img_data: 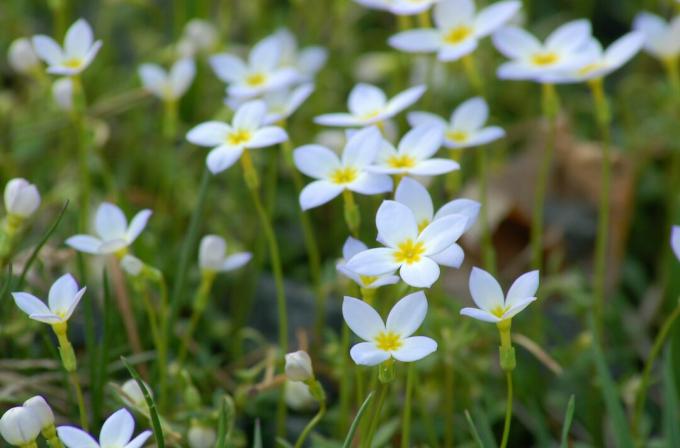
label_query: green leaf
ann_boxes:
[470,406,497,448]
[560,395,576,448]
[663,348,680,446]
[275,437,294,448]
[216,395,233,448]
[253,420,262,448]
[370,417,399,447]
[464,409,485,448]
[122,357,165,448]
[342,391,374,448]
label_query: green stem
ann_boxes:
[445,150,463,196]
[153,272,170,410]
[400,364,415,448]
[343,190,361,238]
[294,401,327,448]
[663,57,680,97]
[69,371,89,432]
[337,323,352,437]
[162,99,178,140]
[478,148,496,274]
[177,272,215,365]
[71,76,90,233]
[362,381,389,448]
[500,371,513,448]
[462,54,484,95]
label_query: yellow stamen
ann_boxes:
[374,331,403,351]
[531,52,559,66]
[393,239,426,264]
[491,305,509,318]
[417,219,430,233]
[330,167,359,185]
[227,130,252,145]
[387,154,416,169]
[446,130,469,143]
[245,72,266,87]
[577,62,603,76]
[444,25,473,44]
[360,275,378,286]
[64,58,83,68]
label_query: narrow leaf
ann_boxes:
[464,409,485,448]
[559,395,575,448]
[122,356,165,448]
[342,391,374,448]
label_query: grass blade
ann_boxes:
[663,348,680,446]
[122,356,165,448]
[216,395,234,448]
[275,437,294,448]
[253,419,262,448]
[464,409,485,448]
[342,391,374,448]
[559,395,576,448]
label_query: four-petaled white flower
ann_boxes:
[493,19,593,82]
[186,100,288,174]
[394,177,479,268]
[32,19,102,76]
[354,0,438,15]
[672,225,680,262]
[389,0,520,62]
[66,202,152,256]
[274,29,328,81]
[12,274,86,325]
[138,58,196,101]
[315,83,426,127]
[343,291,437,365]
[57,408,152,448]
[461,267,539,323]
[346,200,468,287]
[228,83,315,125]
[408,97,505,149]
[633,12,680,62]
[337,237,400,289]
[209,35,298,99]
[294,126,393,210]
[4,178,41,218]
[199,235,252,273]
[368,124,458,177]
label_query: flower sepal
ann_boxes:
[378,359,396,383]
[499,345,516,372]
[305,378,327,403]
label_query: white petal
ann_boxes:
[394,177,433,224]
[502,296,537,320]
[348,173,393,195]
[386,291,427,337]
[265,68,299,91]
[314,113,363,127]
[124,431,152,448]
[419,214,467,255]
[206,145,243,174]
[451,97,488,132]
[233,100,266,131]
[407,111,447,129]
[492,27,541,59]
[209,53,247,83]
[342,236,367,260]
[299,180,343,210]
[138,64,167,98]
[434,198,480,231]
[186,121,230,147]
[95,202,127,240]
[469,266,504,312]
[294,145,341,179]
[64,288,86,321]
[221,252,252,271]
[434,0,474,29]
[126,209,152,243]
[371,274,401,288]
[409,159,459,176]
[474,1,521,37]
[496,61,538,81]
[391,336,437,362]
[429,243,465,268]
[298,47,328,76]
[66,235,104,254]
[12,292,50,316]
[466,127,505,147]
[32,35,63,66]
[389,29,442,53]
[79,40,102,70]
[169,58,196,98]
[249,126,288,148]
[342,126,382,168]
[604,32,644,70]
[249,35,282,71]
[376,200,418,247]
[57,426,99,448]
[437,39,478,62]
[100,409,134,446]
[345,248,401,276]
[399,124,444,160]
[64,19,94,58]
[385,84,426,117]
[348,83,387,117]
[460,307,500,323]
[672,226,680,262]
[350,342,390,366]
[546,19,592,53]
[342,296,385,340]
[48,273,78,315]
[633,12,667,41]
[399,258,440,288]
[99,239,128,255]
[29,314,63,324]
[505,270,539,308]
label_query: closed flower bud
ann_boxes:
[52,77,74,111]
[285,350,314,381]
[187,422,216,448]
[120,254,144,277]
[199,235,226,271]
[22,396,54,430]
[184,20,218,52]
[8,38,40,74]
[4,178,40,218]
[284,380,316,411]
[0,407,41,446]
[121,379,152,408]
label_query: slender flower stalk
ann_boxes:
[177,272,214,364]
[400,363,415,448]
[477,148,496,273]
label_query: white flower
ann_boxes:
[460,267,539,322]
[389,0,520,62]
[394,177,479,268]
[633,12,680,61]
[315,83,426,127]
[182,19,218,54]
[120,254,144,277]
[493,19,593,82]
[274,28,328,81]
[58,408,152,448]
[139,58,196,101]
[388,0,440,15]
[52,77,74,111]
[672,225,680,262]
[408,97,505,149]
[66,202,152,256]
[23,396,55,430]
[198,235,252,272]
[346,200,468,287]
[8,38,41,74]
[188,424,216,448]
[367,124,458,177]
[121,379,152,408]
[186,100,288,174]
[284,380,316,411]
[544,32,644,83]
[4,178,40,218]
[0,406,41,446]
[343,291,437,365]
[337,237,400,289]
[285,350,314,381]
[294,126,393,210]
[32,18,102,76]
[228,83,315,125]
[12,273,86,325]
[209,35,298,99]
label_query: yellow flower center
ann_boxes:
[227,130,252,145]
[387,154,416,169]
[417,219,430,233]
[446,130,469,143]
[531,52,559,66]
[491,305,509,318]
[374,331,403,351]
[444,25,473,44]
[360,275,378,286]
[64,58,83,68]
[330,167,359,185]
[393,239,426,264]
[361,110,380,120]
[245,72,267,87]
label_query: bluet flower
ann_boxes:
[32,19,102,76]
[139,58,196,101]
[4,178,40,218]
[275,28,328,81]
[57,408,151,448]
[337,236,400,289]
[0,407,41,447]
[633,12,680,61]
[198,235,252,273]
[12,273,86,325]
[285,350,314,381]
[228,83,315,125]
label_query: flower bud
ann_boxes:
[52,77,74,112]
[285,350,314,381]
[199,235,226,271]
[8,38,40,74]
[4,178,40,218]
[187,422,216,448]
[22,396,54,430]
[184,19,218,52]
[0,406,41,446]
[121,254,144,277]
[121,379,152,408]
[284,380,316,411]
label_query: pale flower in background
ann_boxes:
[198,235,252,273]
[274,28,328,81]
[672,225,680,262]
[121,379,152,409]
[343,291,437,365]
[120,254,144,277]
[389,0,520,62]
[315,83,426,127]
[138,58,196,101]
[8,38,41,74]
[408,97,505,149]
[493,19,593,81]
[337,236,400,289]
[461,267,539,323]
[186,100,288,174]
[180,19,218,56]
[4,178,40,218]
[58,408,151,448]
[52,77,74,111]
[228,83,315,125]
[285,350,314,381]
[0,406,41,447]
[294,126,393,210]
[633,13,680,61]
[32,18,102,76]
[346,200,468,287]
[187,423,216,448]
[284,380,316,411]
[12,273,86,325]
[66,202,152,256]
